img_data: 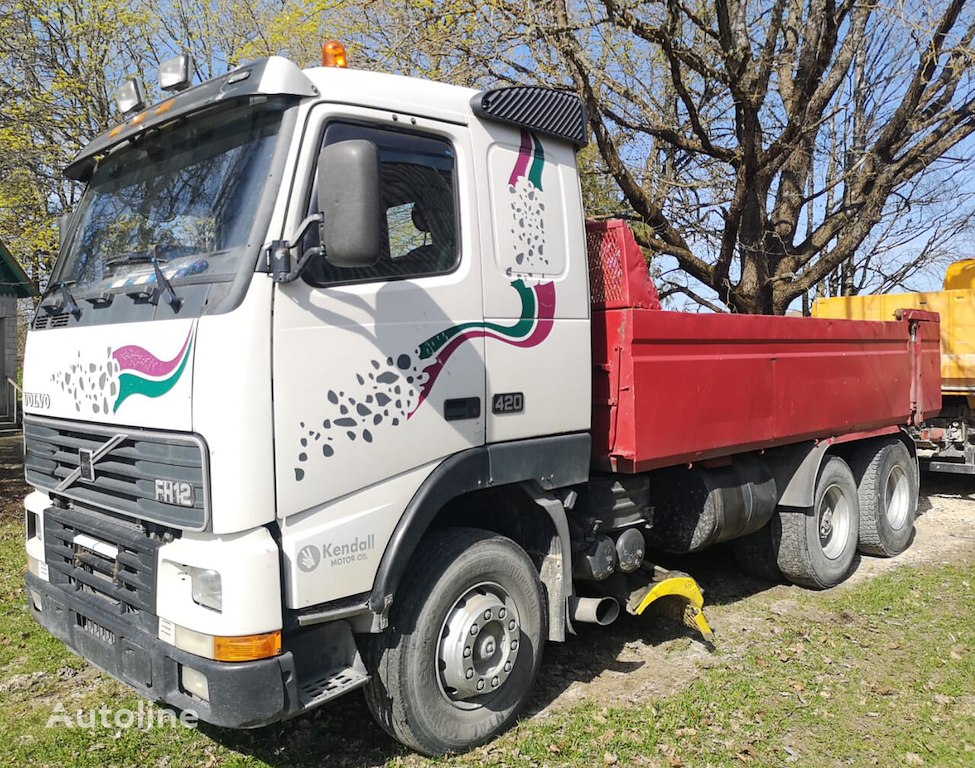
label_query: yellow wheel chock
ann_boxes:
[631,573,714,642]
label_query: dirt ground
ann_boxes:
[0,433,24,524]
[529,471,975,718]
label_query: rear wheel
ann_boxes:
[362,527,546,756]
[850,439,917,557]
[776,456,860,589]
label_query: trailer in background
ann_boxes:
[814,260,975,473]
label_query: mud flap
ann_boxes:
[629,571,714,642]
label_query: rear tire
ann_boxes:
[362,527,546,756]
[776,456,860,589]
[850,439,917,557]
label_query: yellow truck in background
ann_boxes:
[814,260,975,474]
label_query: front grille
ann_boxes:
[25,416,209,530]
[79,614,117,644]
[44,505,162,635]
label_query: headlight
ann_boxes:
[189,567,222,612]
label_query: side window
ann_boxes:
[304,122,459,285]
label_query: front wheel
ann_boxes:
[362,527,546,756]
[776,456,860,589]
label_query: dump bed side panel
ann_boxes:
[585,221,941,474]
[591,309,940,472]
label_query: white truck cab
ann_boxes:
[23,54,602,753]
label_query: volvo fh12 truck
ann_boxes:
[23,49,941,754]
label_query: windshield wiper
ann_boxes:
[40,282,82,319]
[105,252,169,271]
[109,246,182,310]
[152,258,182,311]
[106,255,152,267]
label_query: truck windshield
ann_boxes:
[51,99,287,305]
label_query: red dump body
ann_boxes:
[586,221,943,473]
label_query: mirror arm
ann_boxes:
[291,213,325,244]
[274,247,322,283]
[270,213,325,283]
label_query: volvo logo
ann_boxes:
[78,449,95,482]
[23,392,51,409]
[56,433,127,493]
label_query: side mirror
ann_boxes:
[317,140,382,268]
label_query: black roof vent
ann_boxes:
[472,86,588,148]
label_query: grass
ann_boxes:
[1,436,973,766]
[448,564,975,768]
[3,517,973,768]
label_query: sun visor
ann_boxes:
[66,56,318,182]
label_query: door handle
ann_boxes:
[444,397,481,421]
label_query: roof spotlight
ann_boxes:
[115,76,147,115]
[159,53,195,92]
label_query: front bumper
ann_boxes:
[26,570,299,728]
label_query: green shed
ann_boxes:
[0,239,37,426]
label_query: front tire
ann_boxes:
[363,527,546,756]
[850,439,917,557]
[776,456,860,589]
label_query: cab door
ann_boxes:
[272,109,485,605]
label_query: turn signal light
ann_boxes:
[322,40,349,68]
[213,630,282,662]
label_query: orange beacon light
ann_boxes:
[322,40,349,68]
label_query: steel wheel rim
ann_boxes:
[884,463,911,531]
[818,483,851,560]
[437,581,521,709]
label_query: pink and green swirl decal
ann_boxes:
[509,130,545,189]
[409,279,555,415]
[408,131,552,415]
[112,327,194,412]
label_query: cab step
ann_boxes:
[298,664,369,709]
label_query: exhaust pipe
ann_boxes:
[568,595,620,626]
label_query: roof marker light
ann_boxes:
[155,98,176,116]
[322,40,349,68]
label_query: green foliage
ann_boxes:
[5,0,973,312]
[0,0,495,290]
[0,0,157,284]
[578,143,625,220]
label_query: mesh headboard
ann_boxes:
[585,220,661,310]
